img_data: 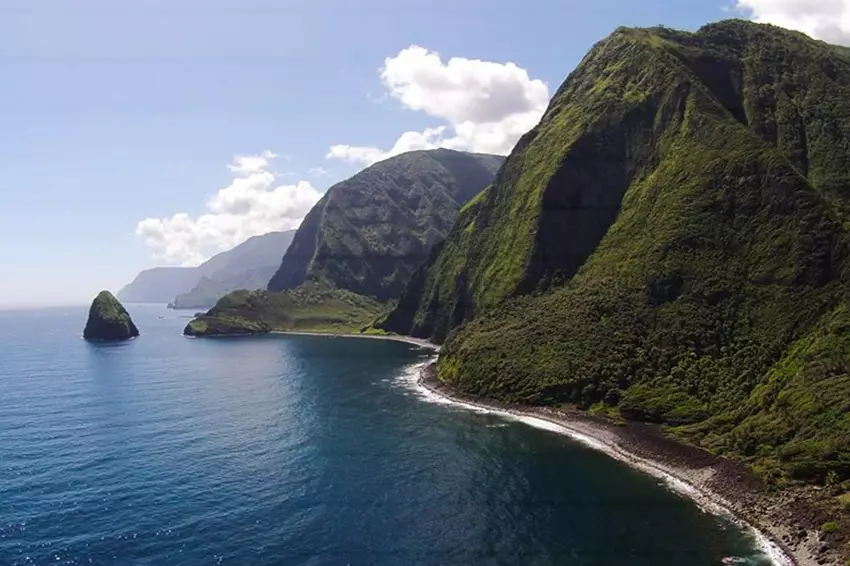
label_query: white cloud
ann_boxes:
[327,46,550,166]
[227,150,278,175]
[737,0,850,44]
[308,166,333,178]
[136,152,321,266]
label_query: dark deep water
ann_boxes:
[0,305,775,565]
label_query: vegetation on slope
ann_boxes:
[187,150,502,336]
[382,20,850,485]
[83,291,140,341]
[268,149,503,301]
[184,283,384,336]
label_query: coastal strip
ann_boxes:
[270,331,441,351]
[186,329,441,351]
[409,360,826,566]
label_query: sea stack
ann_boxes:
[83,291,140,341]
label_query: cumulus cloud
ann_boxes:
[737,0,850,44]
[308,166,333,178]
[136,152,321,265]
[327,46,550,166]
[227,150,278,175]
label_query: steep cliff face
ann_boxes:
[381,22,850,344]
[83,291,140,341]
[267,149,503,301]
[380,21,850,483]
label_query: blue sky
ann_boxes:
[1,0,846,305]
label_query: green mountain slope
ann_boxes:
[268,149,503,301]
[380,20,850,484]
[184,284,384,336]
[186,149,503,336]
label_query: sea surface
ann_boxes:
[0,304,775,565]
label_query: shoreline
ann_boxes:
[186,329,441,351]
[269,330,441,351]
[413,361,834,566]
[189,329,840,565]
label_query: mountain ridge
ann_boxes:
[186,149,503,336]
[378,20,850,491]
[267,148,504,301]
[119,231,294,306]
[168,231,295,309]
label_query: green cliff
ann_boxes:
[267,149,503,301]
[380,20,850,484]
[184,283,383,336]
[188,149,502,336]
[83,291,140,341]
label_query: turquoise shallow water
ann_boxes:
[0,304,773,565]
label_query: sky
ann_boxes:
[1,0,848,306]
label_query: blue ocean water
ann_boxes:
[0,305,774,565]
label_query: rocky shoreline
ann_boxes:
[417,362,844,566]
[184,329,844,564]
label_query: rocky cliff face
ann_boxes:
[83,291,140,341]
[267,149,504,302]
[379,20,850,484]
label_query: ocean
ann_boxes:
[0,304,774,565]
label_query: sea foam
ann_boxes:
[395,359,794,566]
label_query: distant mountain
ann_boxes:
[118,231,295,305]
[117,267,200,304]
[187,149,503,335]
[169,231,295,309]
[268,149,504,301]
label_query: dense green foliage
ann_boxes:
[268,149,503,301]
[184,283,385,336]
[382,20,850,484]
[83,291,139,341]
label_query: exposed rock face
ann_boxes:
[191,149,503,337]
[267,149,504,302]
[83,291,140,341]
